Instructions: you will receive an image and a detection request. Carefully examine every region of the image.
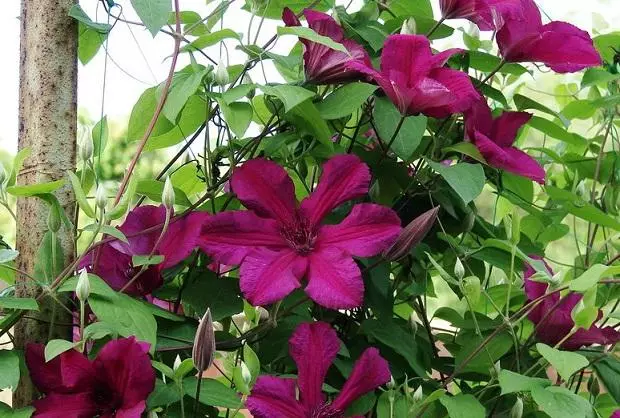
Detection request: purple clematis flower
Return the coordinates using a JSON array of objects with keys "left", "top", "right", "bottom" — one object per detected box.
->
[
  {"left": 347, "top": 35, "right": 479, "bottom": 118},
  {"left": 524, "top": 257, "right": 620, "bottom": 350},
  {"left": 246, "top": 321, "right": 391, "bottom": 418},
  {"left": 80, "top": 205, "right": 209, "bottom": 296},
  {"left": 439, "top": 0, "right": 523, "bottom": 30},
  {"left": 464, "top": 98, "right": 545, "bottom": 183},
  {"left": 282, "top": 8, "right": 372, "bottom": 84},
  {"left": 496, "top": 0, "right": 601, "bottom": 72},
  {"left": 25, "top": 337, "right": 155, "bottom": 417},
  {"left": 199, "top": 155, "right": 401, "bottom": 309}
]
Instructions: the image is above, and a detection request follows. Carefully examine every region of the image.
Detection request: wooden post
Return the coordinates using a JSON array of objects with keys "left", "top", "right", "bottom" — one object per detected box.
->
[{"left": 14, "top": 0, "right": 77, "bottom": 407}]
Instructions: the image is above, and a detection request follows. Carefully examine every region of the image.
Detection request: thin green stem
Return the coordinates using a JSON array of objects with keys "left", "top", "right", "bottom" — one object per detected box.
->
[
  {"left": 478, "top": 60, "right": 506, "bottom": 86},
  {"left": 194, "top": 376, "right": 203, "bottom": 417},
  {"left": 426, "top": 16, "right": 446, "bottom": 38}
]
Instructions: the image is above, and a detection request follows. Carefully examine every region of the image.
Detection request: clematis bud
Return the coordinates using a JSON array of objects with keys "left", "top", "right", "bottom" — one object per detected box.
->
[
  {"left": 192, "top": 309, "right": 216, "bottom": 373},
  {"left": 47, "top": 204, "right": 61, "bottom": 233},
  {"left": 95, "top": 185, "right": 107, "bottom": 211},
  {"left": 0, "top": 161, "right": 6, "bottom": 185},
  {"left": 382, "top": 207, "right": 439, "bottom": 261},
  {"left": 510, "top": 397, "right": 523, "bottom": 418},
  {"left": 587, "top": 375, "right": 600, "bottom": 398},
  {"left": 576, "top": 180, "right": 587, "bottom": 197},
  {"left": 408, "top": 313, "right": 418, "bottom": 334},
  {"left": 387, "top": 375, "right": 396, "bottom": 389},
  {"left": 462, "top": 276, "right": 481, "bottom": 305},
  {"left": 173, "top": 355, "right": 182, "bottom": 372},
  {"left": 454, "top": 257, "right": 465, "bottom": 280},
  {"left": 400, "top": 17, "right": 416, "bottom": 35},
  {"left": 162, "top": 176, "right": 175, "bottom": 211},
  {"left": 79, "top": 135, "right": 94, "bottom": 162},
  {"left": 413, "top": 385, "right": 423, "bottom": 402},
  {"left": 242, "top": 74, "right": 255, "bottom": 99},
  {"left": 76, "top": 269, "right": 90, "bottom": 302},
  {"left": 240, "top": 361, "right": 252, "bottom": 386},
  {"left": 215, "top": 59, "right": 229, "bottom": 86}
]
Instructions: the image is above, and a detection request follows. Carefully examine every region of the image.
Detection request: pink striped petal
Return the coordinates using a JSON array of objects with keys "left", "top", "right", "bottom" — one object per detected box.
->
[
  {"left": 289, "top": 322, "right": 340, "bottom": 409},
  {"left": 423, "top": 68, "right": 480, "bottom": 118},
  {"left": 240, "top": 249, "right": 307, "bottom": 306},
  {"left": 246, "top": 376, "right": 305, "bottom": 418},
  {"left": 318, "top": 203, "right": 401, "bottom": 257},
  {"left": 301, "top": 155, "right": 370, "bottom": 227},
  {"left": 490, "top": 111, "right": 532, "bottom": 148},
  {"left": 305, "top": 248, "right": 363, "bottom": 309},
  {"left": 32, "top": 392, "right": 99, "bottom": 418}
]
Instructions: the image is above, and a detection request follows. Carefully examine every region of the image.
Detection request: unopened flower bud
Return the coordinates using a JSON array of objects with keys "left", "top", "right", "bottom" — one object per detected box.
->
[
  {"left": 79, "top": 135, "right": 94, "bottom": 162},
  {"left": 148, "top": 412, "right": 159, "bottom": 418},
  {"left": 76, "top": 269, "right": 90, "bottom": 302},
  {"left": 576, "top": 180, "right": 587, "bottom": 197},
  {"left": 382, "top": 207, "right": 439, "bottom": 261},
  {"left": 193, "top": 309, "right": 216, "bottom": 373},
  {"left": 400, "top": 17, "right": 416, "bottom": 35},
  {"left": 242, "top": 74, "right": 255, "bottom": 99},
  {"left": 510, "top": 397, "right": 523, "bottom": 418},
  {"left": 215, "top": 59, "right": 230, "bottom": 86},
  {"left": 0, "top": 162, "right": 6, "bottom": 185},
  {"left": 95, "top": 184, "right": 107, "bottom": 211},
  {"left": 413, "top": 385, "right": 424, "bottom": 402},
  {"left": 491, "top": 360, "right": 501, "bottom": 378},
  {"left": 173, "top": 355, "right": 182, "bottom": 372},
  {"left": 387, "top": 375, "right": 396, "bottom": 389},
  {"left": 409, "top": 313, "right": 418, "bottom": 334},
  {"left": 240, "top": 361, "right": 252, "bottom": 386},
  {"left": 469, "top": 23, "right": 480, "bottom": 39},
  {"left": 47, "top": 204, "right": 62, "bottom": 233},
  {"left": 587, "top": 375, "right": 600, "bottom": 398},
  {"left": 462, "top": 276, "right": 481, "bottom": 305},
  {"left": 454, "top": 257, "right": 465, "bottom": 280},
  {"left": 162, "top": 176, "right": 175, "bottom": 210}
]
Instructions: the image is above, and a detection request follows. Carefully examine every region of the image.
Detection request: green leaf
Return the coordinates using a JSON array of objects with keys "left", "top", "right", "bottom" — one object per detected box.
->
[
  {"left": 127, "top": 87, "right": 175, "bottom": 142},
  {"left": 132, "top": 255, "right": 165, "bottom": 267},
  {"left": 180, "top": 29, "right": 241, "bottom": 52},
  {"left": 82, "top": 322, "right": 118, "bottom": 341},
  {"left": 0, "top": 297, "right": 39, "bottom": 311},
  {"left": 591, "top": 354, "right": 620, "bottom": 403},
  {"left": 0, "top": 250, "right": 19, "bottom": 264},
  {"left": 217, "top": 100, "right": 253, "bottom": 138},
  {"left": 58, "top": 273, "right": 116, "bottom": 299},
  {"left": 147, "top": 379, "right": 180, "bottom": 408},
  {"left": 536, "top": 343, "right": 589, "bottom": 381},
  {"left": 44, "top": 339, "right": 77, "bottom": 362},
  {"left": 183, "top": 377, "right": 243, "bottom": 408},
  {"left": 89, "top": 293, "right": 157, "bottom": 351},
  {"left": 277, "top": 26, "right": 349, "bottom": 54},
  {"left": 285, "top": 100, "right": 334, "bottom": 149},
  {"left": 498, "top": 370, "right": 550, "bottom": 394},
  {"left": 7, "top": 180, "right": 65, "bottom": 197},
  {"left": 514, "top": 94, "right": 568, "bottom": 126},
  {"left": 221, "top": 84, "right": 256, "bottom": 105},
  {"left": 67, "top": 171, "right": 95, "bottom": 219},
  {"left": 68, "top": 5, "right": 112, "bottom": 33},
  {"left": 0, "top": 350, "right": 20, "bottom": 391},
  {"left": 163, "top": 65, "right": 209, "bottom": 121},
  {"left": 33, "top": 231, "right": 64, "bottom": 282},
  {"left": 469, "top": 51, "right": 528, "bottom": 76},
  {"left": 373, "top": 97, "right": 427, "bottom": 161},
  {"left": 376, "top": 391, "right": 408, "bottom": 418},
  {"left": 317, "top": 83, "right": 377, "bottom": 120},
  {"left": 130, "top": 0, "right": 171, "bottom": 36},
  {"left": 183, "top": 273, "right": 243, "bottom": 320},
  {"left": 439, "top": 394, "right": 485, "bottom": 418},
  {"left": 0, "top": 405, "right": 34, "bottom": 418},
  {"left": 528, "top": 116, "right": 585, "bottom": 147},
  {"left": 244, "top": 345, "right": 260, "bottom": 383},
  {"left": 593, "top": 31, "right": 620, "bottom": 64},
  {"left": 546, "top": 186, "right": 620, "bottom": 230},
  {"left": 428, "top": 161, "right": 485, "bottom": 204},
  {"left": 581, "top": 68, "right": 620, "bottom": 88},
  {"left": 561, "top": 100, "right": 597, "bottom": 121},
  {"left": 361, "top": 319, "right": 426, "bottom": 376},
  {"left": 260, "top": 84, "right": 316, "bottom": 113},
  {"left": 443, "top": 142, "right": 487, "bottom": 164},
  {"left": 146, "top": 95, "right": 207, "bottom": 150},
  {"left": 8, "top": 148, "right": 31, "bottom": 187},
  {"left": 77, "top": 24, "right": 108, "bottom": 64},
  {"left": 382, "top": 0, "right": 432, "bottom": 18},
  {"left": 136, "top": 179, "right": 192, "bottom": 206},
  {"left": 81, "top": 224, "right": 128, "bottom": 244},
  {"left": 531, "top": 386, "right": 594, "bottom": 418},
  {"left": 569, "top": 264, "right": 620, "bottom": 292},
  {"left": 241, "top": 0, "right": 334, "bottom": 20}
]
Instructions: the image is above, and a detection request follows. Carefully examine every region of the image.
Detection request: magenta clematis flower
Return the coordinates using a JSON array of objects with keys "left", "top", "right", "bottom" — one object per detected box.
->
[
  {"left": 80, "top": 205, "right": 209, "bottom": 296},
  {"left": 246, "top": 321, "right": 391, "bottom": 418},
  {"left": 199, "top": 155, "right": 401, "bottom": 309},
  {"left": 25, "top": 337, "right": 155, "bottom": 417},
  {"left": 282, "top": 8, "right": 372, "bottom": 84},
  {"left": 439, "top": 0, "right": 523, "bottom": 30},
  {"left": 496, "top": 0, "right": 601, "bottom": 73},
  {"left": 465, "top": 98, "right": 545, "bottom": 183},
  {"left": 347, "top": 35, "right": 479, "bottom": 118},
  {"left": 524, "top": 258, "right": 620, "bottom": 350}
]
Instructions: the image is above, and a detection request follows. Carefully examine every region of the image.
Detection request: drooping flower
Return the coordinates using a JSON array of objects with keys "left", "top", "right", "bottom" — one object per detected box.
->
[
  {"left": 246, "top": 322, "right": 391, "bottom": 418},
  {"left": 439, "top": 0, "right": 523, "bottom": 30},
  {"left": 464, "top": 98, "right": 545, "bottom": 184},
  {"left": 524, "top": 257, "right": 620, "bottom": 350},
  {"left": 80, "top": 205, "right": 209, "bottom": 296},
  {"left": 347, "top": 35, "right": 479, "bottom": 118},
  {"left": 282, "top": 8, "right": 372, "bottom": 84},
  {"left": 199, "top": 155, "right": 401, "bottom": 309},
  {"left": 25, "top": 337, "right": 155, "bottom": 417},
  {"left": 496, "top": 0, "right": 601, "bottom": 73}
]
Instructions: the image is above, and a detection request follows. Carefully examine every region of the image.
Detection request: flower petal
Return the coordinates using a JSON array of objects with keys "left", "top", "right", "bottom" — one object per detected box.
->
[
  {"left": 490, "top": 111, "right": 532, "bottom": 148},
  {"left": 25, "top": 344, "right": 94, "bottom": 394},
  {"left": 464, "top": 97, "right": 494, "bottom": 140},
  {"left": 32, "top": 392, "right": 98, "bottom": 418},
  {"left": 496, "top": 0, "right": 543, "bottom": 57},
  {"left": 502, "top": 147, "right": 546, "bottom": 184},
  {"left": 240, "top": 249, "right": 307, "bottom": 306},
  {"left": 93, "top": 337, "right": 155, "bottom": 409},
  {"left": 318, "top": 203, "right": 401, "bottom": 257},
  {"left": 301, "top": 155, "right": 370, "bottom": 226},
  {"left": 305, "top": 248, "right": 363, "bottom": 309},
  {"left": 159, "top": 211, "right": 211, "bottom": 268},
  {"left": 199, "top": 211, "right": 286, "bottom": 265},
  {"left": 380, "top": 35, "right": 433, "bottom": 85},
  {"left": 331, "top": 348, "right": 391, "bottom": 412},
  {"left": 246, "top": 376, "right": 306, "bottom": 418},
  {"left": 346, "top": 60, "right": 410, "bottom": 114},
  {"left": 289, "top": 322, "right": 340, "bottom": 409},
  {"left": 114, "top": 401, "right": 148, "bottom": 418},
  {"left": 423, "top": 68, "right": 480, "bottom": 118},
  {"left": 562, "top": 326, "right": 620, "bottom": 350},
  {"left": 231, "top": 158, "right": 298, "bottom": 225}
]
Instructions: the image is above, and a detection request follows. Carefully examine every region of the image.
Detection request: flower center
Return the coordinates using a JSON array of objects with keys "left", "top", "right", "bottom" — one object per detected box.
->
[
  {"left": 280, "top": 216, "right": 317, "bottom": 255},
  {"left": 92, "top": 382, "right": 122, "bottom": 413},
  {"left": 310, "top": 404, "right": 344, "bottom": 418}
]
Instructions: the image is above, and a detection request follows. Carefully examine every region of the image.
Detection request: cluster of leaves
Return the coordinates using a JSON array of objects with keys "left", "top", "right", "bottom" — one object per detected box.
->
[{"left": 1, "top": 0, "right": 619, "bottom": 417}]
